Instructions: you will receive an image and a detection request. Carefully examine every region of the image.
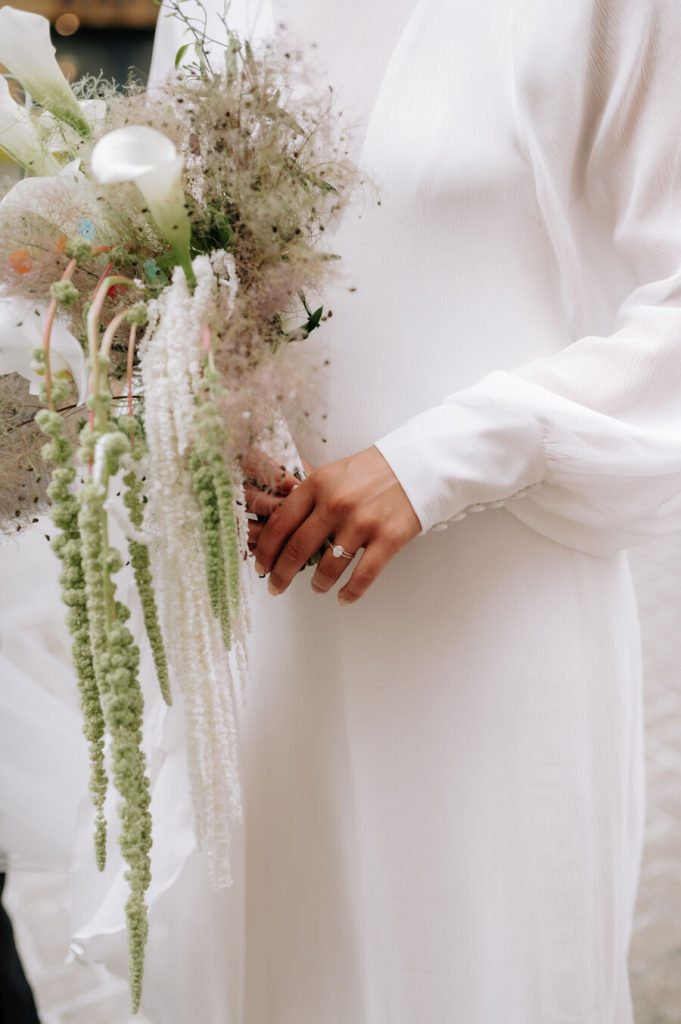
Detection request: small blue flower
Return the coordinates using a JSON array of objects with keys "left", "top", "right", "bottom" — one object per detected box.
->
[
  {"left": 142, "top": 258, "right": 161, "bottom": 282},
  {"left": 78, "top": 217, "right": 96, "bottom": 241}
]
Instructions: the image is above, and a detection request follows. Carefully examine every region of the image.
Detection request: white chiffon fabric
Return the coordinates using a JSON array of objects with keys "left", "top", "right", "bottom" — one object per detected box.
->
[{"left": 3, "top": 0, "right": 681, "bottom": 1021}]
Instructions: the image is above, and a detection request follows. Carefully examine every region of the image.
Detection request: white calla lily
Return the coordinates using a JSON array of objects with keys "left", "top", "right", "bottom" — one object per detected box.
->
[
  {"left": 0, "top": 76, "right": 59, "bottom": 176},
  {"left": 0, "top": 297, "right": 87, "bottom": 404},
  {"left": 0, "top": 7, "right": 89, "bottom": 135},
  {"left": 90, "top": 125, "right": 194, "bottom": 282}
]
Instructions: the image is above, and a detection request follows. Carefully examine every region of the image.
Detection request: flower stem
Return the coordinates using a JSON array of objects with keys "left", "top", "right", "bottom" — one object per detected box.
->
[
  {"left": 172, "top": 243, "right": 196, "bottom": 289},
  {"left": 85, "top": 276, "right": 134, "bottom": 629},
  {"left": 100, "top": 308, "right": 131, "bottom": 362},
  {"left": 86, "top": 275, "right": 133, "bottom": 416},
  {"left": 127, "top": 324, "right": 137, "bottom": 416}
]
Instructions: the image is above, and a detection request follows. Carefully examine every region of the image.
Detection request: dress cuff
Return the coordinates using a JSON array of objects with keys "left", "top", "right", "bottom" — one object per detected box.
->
[{"left": 374, "top": 372, "right": 548, "bottom": 534}]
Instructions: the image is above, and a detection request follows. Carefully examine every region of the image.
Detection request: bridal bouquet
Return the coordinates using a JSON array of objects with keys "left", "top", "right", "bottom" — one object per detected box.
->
[{"left": 0, "top": 2, "right": 357, "bottom": 1008}]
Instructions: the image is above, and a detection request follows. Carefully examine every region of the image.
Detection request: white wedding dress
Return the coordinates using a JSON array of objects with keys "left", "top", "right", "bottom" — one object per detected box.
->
[{"left": 3, "top": 0, "right": 681, "bottom": 1021}]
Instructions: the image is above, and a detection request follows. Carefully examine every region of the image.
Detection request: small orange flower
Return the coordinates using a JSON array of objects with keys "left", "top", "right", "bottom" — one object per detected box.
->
[
  {"left": 9, "top": 249, "right": 33, "bottom": 274},
  {"left": 55, "top": 235, "right": 67, "bottom": 254}
]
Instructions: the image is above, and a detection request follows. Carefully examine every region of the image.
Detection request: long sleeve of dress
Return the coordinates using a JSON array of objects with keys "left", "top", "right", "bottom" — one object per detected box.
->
[{"left": 374, "top": 0, "right": 681, "bottom": 555}]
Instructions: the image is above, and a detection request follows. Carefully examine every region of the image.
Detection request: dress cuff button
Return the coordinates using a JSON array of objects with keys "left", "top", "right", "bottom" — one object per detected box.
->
[
  {"left": 431, "top": 521, "right": 449, "bottom": 532},
  {"left": 468, "top": 503, "right": 486, "bottom": 512},
  {"left": 449, "top": 511, "right": 467, "bottom": 522}
]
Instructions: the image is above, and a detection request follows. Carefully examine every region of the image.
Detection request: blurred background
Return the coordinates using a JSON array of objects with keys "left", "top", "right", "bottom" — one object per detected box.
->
[
  {"left": 4, "top": 0, "right": 157, "bottom": 83},
  {"left": 1, "top": 2, "right": 680, "bottom": 1023}
]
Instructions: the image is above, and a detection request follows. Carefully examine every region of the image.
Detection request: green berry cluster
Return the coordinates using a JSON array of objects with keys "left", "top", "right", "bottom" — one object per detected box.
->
[
  {"left": 50, "top": 280, "right": 79, "bottom": 307},
  {"left": 33, "top": 349, "right": 73, "bottom": 408},
  {"left": 77, "top": 427, "right": 152, "bottom": 1014},
  {"left": 100, "top": 608, "right": 152, "bottom": 1013},
  {"left": 119, "top": 415, "right": 171, "bottom": 706},
  {"left": 190, "top": 395, "right": 241, "bottom": 649},
  {"left": 36, "top": 354, "right": 164, "bottom": 1010},
  {"left": 32, "top": 246, "right": 171, "bottom": 1010},
  {"left": 64, "top": 238, "right": 92, "bottom": 263},
  {"left": 36, "top": 409, "right": 108, "bottom": 869}
]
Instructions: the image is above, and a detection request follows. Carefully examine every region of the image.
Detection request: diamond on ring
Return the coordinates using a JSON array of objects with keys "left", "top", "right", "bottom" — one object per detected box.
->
[{"left": 332, "top": 544, "right": 354, "bottom": 560}]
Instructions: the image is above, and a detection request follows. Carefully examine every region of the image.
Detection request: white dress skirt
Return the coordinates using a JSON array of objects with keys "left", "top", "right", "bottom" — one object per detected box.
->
[{"left": 4, "top": 0, "right": 681, "bottom": 1021}]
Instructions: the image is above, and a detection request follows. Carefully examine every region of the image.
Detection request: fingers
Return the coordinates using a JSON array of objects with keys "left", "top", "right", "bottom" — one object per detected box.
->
[
  {"left": 266, "top": 511, "right": 332, "bottom": 595},
  {"left": 337, "top": 541, "right": 394, "bottom": 606},
  {"left": 247, "top": 519, "right": 264, "bottom": 554},
  {"left": 241, "top": 448, "right": 298, "bottom": 495},
  {"left": 253, "top": 482, "right": 315, "bottom": 576},
  {"left": 244, "top": 483, "right": 285, "bottom": 518},
  {"left": 310, "top": 532, "right": 364, "bottom": 594}
]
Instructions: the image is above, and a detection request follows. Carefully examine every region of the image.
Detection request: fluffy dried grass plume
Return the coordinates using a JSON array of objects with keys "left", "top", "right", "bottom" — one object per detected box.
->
[{"left": 0, "top": 371, "right": 82, "bottom": 532}]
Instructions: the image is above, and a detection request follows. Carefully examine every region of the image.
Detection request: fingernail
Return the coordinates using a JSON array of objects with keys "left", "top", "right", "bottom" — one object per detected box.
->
[
  {"left": 268, "top": 578, "right": 281, "bottom": 596},
  {"left": 338, "top": 595, "right": 350, "bottom": 606},
  {"left": 254, "top": 561, "right": 265, "bottom": 576},
  {"left": 311, "top": 584, "right": 324, "bottom": 595}
]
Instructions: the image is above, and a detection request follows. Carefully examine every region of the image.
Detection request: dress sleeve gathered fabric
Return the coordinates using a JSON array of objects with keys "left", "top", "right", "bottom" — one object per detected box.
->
[{"left": 375, "top": 0, "right": 681, "bottom": 555}]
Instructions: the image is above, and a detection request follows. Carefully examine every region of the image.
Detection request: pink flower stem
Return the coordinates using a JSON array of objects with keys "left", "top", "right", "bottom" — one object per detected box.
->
[{"left": 86, "top": 275, "right": 134, "bottom": 433}]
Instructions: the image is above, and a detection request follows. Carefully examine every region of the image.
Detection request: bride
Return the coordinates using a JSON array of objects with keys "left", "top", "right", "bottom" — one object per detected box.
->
[{"left": 4, "top": 0, "right": 681, "bottom": 1021}]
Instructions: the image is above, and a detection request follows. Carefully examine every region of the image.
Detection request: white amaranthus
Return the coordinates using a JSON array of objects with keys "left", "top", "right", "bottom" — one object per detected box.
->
[{"left": 140, "top": 255, "right": 246, "bottom": 887}]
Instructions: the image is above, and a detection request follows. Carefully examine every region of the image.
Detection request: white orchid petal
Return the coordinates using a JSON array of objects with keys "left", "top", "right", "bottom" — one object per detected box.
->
[
  {"left": 0, "top": 298, "right": 87, "bottom": 404},
  {"left": 0, "top": 76, "right": 59, "bottom": 176},
  {"left": 0, "top": 7, "right": 87, "bottom": 132}
]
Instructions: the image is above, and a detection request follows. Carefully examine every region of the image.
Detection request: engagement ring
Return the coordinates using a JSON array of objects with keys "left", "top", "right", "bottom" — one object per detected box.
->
[{"left": 331, "top": 544, "right": 355, "bottom": 560}]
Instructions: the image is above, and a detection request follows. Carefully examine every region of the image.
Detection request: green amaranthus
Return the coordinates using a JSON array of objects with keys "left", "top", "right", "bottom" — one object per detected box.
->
[
  {"left": 189, "top": 346, "right": 242, "bottom": 650},
  {"left": 36, "top": 271, "right": 169, "bottom": 1011},
  {"left": 120, "top": 415, "right": 172, "bottom": 707},
  {"left": 78, "top": 424, "right": 152, "bottom": 1014},
  {"left": 36, "top": 403, "right": 108, "bottom": 870}
]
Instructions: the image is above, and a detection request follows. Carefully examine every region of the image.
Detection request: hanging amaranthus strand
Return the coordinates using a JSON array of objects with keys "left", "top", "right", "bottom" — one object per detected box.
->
[
  {"left": 140, "top": 259, "right": 243, "bottom": 889},
  {"left": 119, "top": 413, "right": 172, "bottom": 706},
  {"left": 79, "top": 279, "right": 154, "bottom": 1010},
  {"left": 190, "top": 327, "right": 242, "bottom": 646},
  {"left": 36, "top": 263, "right": 110, "bottom": 869},
  {"left": 78, "top": 460, "right": 152, "bottom": 1012},
  {"left": 191, "top": 403, "right": 242, "bottom": 648},
  {"left": 36, "top": 407, "right": 109, "bottom": 870}
]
